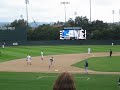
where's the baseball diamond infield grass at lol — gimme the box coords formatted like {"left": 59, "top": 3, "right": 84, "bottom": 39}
{"left": 0, "top": 72, "right": 120, "bottom": 90}
{"left": 72, "top": 56, "right": 120, "bottom": 72}
{"left": 0, "top": 45, "right": 120, "bottom": 62}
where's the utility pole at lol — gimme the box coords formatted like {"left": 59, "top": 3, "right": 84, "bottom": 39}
{"left": 60, "top": 2, "right": 70, "bottom": 23}
{"left": 32, "top": 17, "right": 38, "bottom": 27}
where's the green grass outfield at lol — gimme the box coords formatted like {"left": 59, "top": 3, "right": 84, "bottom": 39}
{"left": 0, "top": 45, "right": 120, "bottom": 90}
{"left": 0, "top": 45, "right": 120, "bottom": 62}
{"left": 0, "top": 72, "right": 120, "bottom": 90}
{"left": 72, "top": 56, "right": 120, "bottom": 72}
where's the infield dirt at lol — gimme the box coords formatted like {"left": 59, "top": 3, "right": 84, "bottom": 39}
{"left": 0, "top": 52, "right": 120, "bottom": 74}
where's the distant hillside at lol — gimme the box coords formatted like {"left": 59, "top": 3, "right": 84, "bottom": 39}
{"left": 0, "top": 22, "right": 11, "bottom": 27}
{"left": 29, "top": 22, "right": 50, "bottom": 27}
{"left": 0, "top": 22, "right": 52, "bottom": 27}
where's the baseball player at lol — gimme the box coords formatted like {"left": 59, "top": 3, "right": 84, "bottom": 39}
{"left": 110, "top": 49, "right": 112, "bottom": 57}
{"left": 0, "top": 51, "right": 1, "bottom": 56}
{"left": 41, "top": 51, "right": 44, "bottom": 60}
{"left": 2, "top": 42, "right": 5, "bottom": 48}
{"left": 84, "top": 60, "right": 88, "bottom": 74}
{"left": 118, "top": 77, "right": 120, "bottom": 86}
{"left": 26, "top": 55, "right": 32, "bottom": 65}
{"left": 49, "top": 57, "right": 54, "bottom": 68}
{"left": 88, "top": 48, "right": 91, "bottom": 54}
{"left": 112, "top": 43, "right": 114, "bottom": 46}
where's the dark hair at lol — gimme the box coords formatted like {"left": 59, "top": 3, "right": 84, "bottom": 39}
{"left": 53, "top": 72, "right": 76, "bottom": 90}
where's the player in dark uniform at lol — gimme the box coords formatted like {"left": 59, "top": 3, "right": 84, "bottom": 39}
{"left": 118, "top": 77, "right": 120, "bottom": 86}
{"left": 85, "top": 60, "right": 88, "bottom": 74}
{"left": 49, "top": 57, "right": 54, "bottom": 68}
{"left": 110, "top": 49, "right": 112, "bottom": 57}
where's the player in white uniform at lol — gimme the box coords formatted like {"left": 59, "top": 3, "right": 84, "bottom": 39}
{"left": 41, "top": 51, "right": 44, "bottom": 60}
{"left": 26, "top": 55, "right": 32, "bottom": 65}
{"left": 88, "top": 48, "right": 91, "bottom": 54}
{"left": 2, "top": 45, "right": 4, "bottom": 48}
{"left": 2, "top": 42, "right": 5, "bottom": 48}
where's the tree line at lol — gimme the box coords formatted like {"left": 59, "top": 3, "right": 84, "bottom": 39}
{"left": 7, "top": 17, "right": 120, "bottom": 40}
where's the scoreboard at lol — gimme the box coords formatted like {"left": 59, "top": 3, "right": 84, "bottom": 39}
{"left": 60, "top": 27, "right": 86, "bottom": 40}
{"left": 0, "top": 26, "right": 27, "bottom": 41}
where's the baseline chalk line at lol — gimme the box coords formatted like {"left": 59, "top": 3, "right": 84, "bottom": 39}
{"left": 37, "top": 76, "right": 90, "bottom": 80}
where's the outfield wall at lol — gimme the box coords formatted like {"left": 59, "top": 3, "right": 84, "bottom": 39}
{"left": 0, "top": 27, "right": 27, "bottom": 42}
{"left": 1, "top": 40, "right": 120, "bottom": 46}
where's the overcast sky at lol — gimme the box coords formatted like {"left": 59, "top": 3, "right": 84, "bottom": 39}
{"left": 0, "top": 0, "right": 120, "bottom": 23}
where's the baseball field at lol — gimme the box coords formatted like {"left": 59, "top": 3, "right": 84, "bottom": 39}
{"left": 0, "top": 45, "right": 120, "bottom": 90}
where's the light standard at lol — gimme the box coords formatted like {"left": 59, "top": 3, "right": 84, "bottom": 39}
{"left": 118, "top": 9, "right": 120, "bottom": 23}
{"left": 112, "top": 10, "right": 115, "bottom": 23}
{"left": 60, "top": 2, "right": 70, "bottom": 23}
{"left": 74, "top": 12, "right": 77, "bottom": 18}
{"left": 25, "top": 0, "right": 29, "bottom": 28}
{"left": 89, "top": 0, "right": 91, "bottom": 22}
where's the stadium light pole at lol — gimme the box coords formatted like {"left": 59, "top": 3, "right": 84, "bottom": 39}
{"left": 20, "top": 15, "right": 23, "bottom": 19}
{"left": 25, "top": 0, "right": 29, "bottom": 29}
{"left": 112, "top": 10, "right": 115, "bottom": 23}
{"left": 89, "top": 0, "right": 91, "bottom": 23}
{"left": 118, "top": 9, "right": 120, "bottom": 23}
{"left": 60, "top": 2, "right": 70, "bottom": 23}
{"left": 74, "top": 12, "right": 77, "bottom": 19}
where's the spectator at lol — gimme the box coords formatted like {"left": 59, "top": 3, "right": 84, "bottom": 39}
{"left": 53, "top": 72, "right": 76, "bottom": 90}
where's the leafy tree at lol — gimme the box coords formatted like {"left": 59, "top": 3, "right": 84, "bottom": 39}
{"left": 10, "top": 19, "right": 28, "bottom": 28}
{"left": 66, "top": 18, "right": 75, "bottom": 27}
{"left": 27, "top": 24, "right": 60, "bottom": 40}
{"left": 75, "top": 16, "right": 89, "bottom": 29}
{"left": 9, "top": 18, "right": 120, "bottom": 40}
{"left": 88, "top": 20, "right": 109, "bottom": 40}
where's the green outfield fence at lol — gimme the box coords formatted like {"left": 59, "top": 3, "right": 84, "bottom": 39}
{"left": 0, "top": 40, "right": 120, "bottom": 46}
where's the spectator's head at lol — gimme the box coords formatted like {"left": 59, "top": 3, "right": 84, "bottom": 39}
{"left": 53, "top": 72, "right": 76, "bottom": 90}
